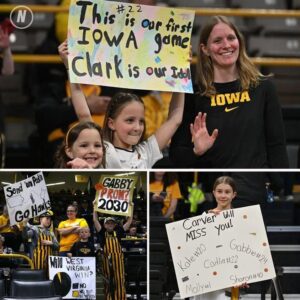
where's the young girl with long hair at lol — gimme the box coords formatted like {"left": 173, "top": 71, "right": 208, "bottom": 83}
{"left": 58, "top": 40, "right": 187, "bottom": 168}
{"left": 191, "top": 176, "right": 248, "bottom": 300}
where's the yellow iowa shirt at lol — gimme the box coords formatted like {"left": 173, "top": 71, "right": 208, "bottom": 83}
{"left": 58, "top": 218, "right": 88, "bottom": 251}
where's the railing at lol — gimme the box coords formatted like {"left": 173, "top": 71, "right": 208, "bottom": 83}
{"left": 0, "top": 253, "right": 34, "bottom": 269}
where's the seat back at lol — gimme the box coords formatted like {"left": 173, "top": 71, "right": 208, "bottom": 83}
{"left": 0, "top": 279, "right": 5, "bottom": 298}
{"left": 0, "top": 133, "right": 5, "bottom": 168}
{"left": 11, "top": 269, "right": 46, "bottom": 281}
{"left": 230, "top": 0, "right": 287, "bottom": 9}
{"left": 10, "top": 280, "right": 55, "bottom": 298}
{"left": 248, "top": 36, "right": 300, "bottom": 58}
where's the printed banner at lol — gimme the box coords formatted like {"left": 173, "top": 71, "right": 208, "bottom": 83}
{"left": 49, "top": 256, "right": 96, "bottom": 299}
{"left": 68, "top": 0, "right": 194, "bottom": 93}
{"left": 166, "top": 205, "right": 276, "bottom": 298}
{"left": 3, "top": 172, "right": 51, "bottom": 225}
{"left": 94, "top": 175, "right": 137, "bottom": 217}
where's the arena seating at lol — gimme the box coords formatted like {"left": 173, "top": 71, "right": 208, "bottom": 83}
{"left": 125, "top": 254, "right": 147, "bottom": 299}
{"left": 10, "top": 280, "right": 56, "bottom": 298}
{"left": 292, "top": 0, "right": 300, "bottom": 8}
{"left": 0, "top": 279, "right": 5, "bottom": 298}
{"left": 10, "top": 269, "right": 46, "bottom": 281}
{"left": 230, "top": 0, "right": 288, "bottom": 9}
{"left": 150, "top": 269, "right": 164, "bottom": 299}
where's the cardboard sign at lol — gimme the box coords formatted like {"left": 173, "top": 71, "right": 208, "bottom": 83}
{"left": 3, "top": 172, "right": 51, "bottom": 225}
{"left": 166, "top": 205, "right": 276, "bottom": 298}
{"left": 49, "top": 256, "right": 96, "bottom": 299}
{"left": 68, "top": 0, "right": 194, "bottom": 93}
{"left": 94, "top": 175, "right": 137, "bottom": 217}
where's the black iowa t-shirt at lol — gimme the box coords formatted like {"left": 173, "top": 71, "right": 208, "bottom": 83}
{"left": 170, "top": 79, "right": 288, "bottom": 168}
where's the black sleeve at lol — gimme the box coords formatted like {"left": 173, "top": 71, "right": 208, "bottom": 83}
{"left": 70, "top": 243, "right": 77, "bottom": 257}
{"left": 90, "top": 242, "right": 96, "bottom": 256}
{"left": 264, "top": 79, "right": 289, "bottom": 168}
{"left": 169, "top": 92, "right": 203, "bottom": 168}
{"left": 116, "top": 226, "right": 126, "bottom": 240}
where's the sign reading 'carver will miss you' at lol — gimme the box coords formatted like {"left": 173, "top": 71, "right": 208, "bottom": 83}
{"left": 68, "top": 0, "right": 194, "bottom": 93}
{"left": 166, "top": 205, "right": 276, "bottom": 298}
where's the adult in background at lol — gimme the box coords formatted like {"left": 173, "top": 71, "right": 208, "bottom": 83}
{"left": 57, "top": 204, "right": 88, "bottom": 256}
{"left": 0, "top": 26, "right": 14, "bottom": 76}
{"left": 0, "top": 24, "right": 14, "bottom": 136}
{"left": 149, "top": 172, "right": 182, "bottom": 219}
{"left": 0, "top": 205, "right": 22, "bottom": 252}
{"left": 170, "top": 15, "right": 288, "bottom": 168}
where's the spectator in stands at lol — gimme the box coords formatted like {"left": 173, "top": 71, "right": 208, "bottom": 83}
{"left": 190, "top": 176, "right": 248, "bottom": 300}
{"left": 0, "top": 25, "right": 14, "bottom": 134}
{"left": 57, "top": 204, "right": 88, "bottom": 256}
{"left": 149, "top": 172, "right": 182, "bottom": 219}
{"left": 0, "top": 26, "right": 14, "bottom": 76}
{"left": 67, "top": 226, "right": 95, "bottom": 257}
{"left": 0, "top": 205, "right": 22, "bottom": 252}
{"left": 124, "top": 225, "right": 146, "bottom": 251}
{"left": 58, "top": 40, "right": 186, "bottom": 169}
{"left": 31, "top": 6, "right": 112, "bottom": 168}
{"left": 0, "top": 233, "right": 16, "bottom": 269}
{"left": 93, "top": 211, "right": 133, "bottom": 300}
{"left": 23, "top": 210, "right": 59, "bottom": 271}
{"left": 170, "top": 15, "right": 289, "bottom": 168}
{"left": 0, "top": 234, "right": 12, "bottom": 254}
{"left": 79, "top": 199, "right": 93, "bottom": 230}
{"left": 54, "top": 121, "right": 106, "bottom": 168}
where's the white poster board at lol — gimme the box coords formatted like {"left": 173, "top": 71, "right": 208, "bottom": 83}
{"left": 166, "top": 205, "right": 276, "bottom": 298}
{"left": 3, "top": 172, "right": 50, "bottom": 225}
{"left": 49, "top": 256, "right": 96, "bottom": 299}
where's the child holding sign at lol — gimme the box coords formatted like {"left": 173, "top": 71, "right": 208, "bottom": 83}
{"left": 58, "top": 40, "right": 187, "bottom": 168}
{"left": 190, "top": 176, "right": 248, "bottom": 300}
{"left": 93, "top": 210, "right": 133, "bottom": 300}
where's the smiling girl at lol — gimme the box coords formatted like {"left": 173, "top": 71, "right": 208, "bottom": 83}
{"left": 58, "top": 40, "right": 186, "bottom": 169}
{"left": 190, "top": 176, "right": 248, "bottom": 300}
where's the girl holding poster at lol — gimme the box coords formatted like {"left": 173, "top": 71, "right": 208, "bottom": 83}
{"left": 93, "top": 211, "right": 133, "bottom": 300}
{"left": 190, "top": 176, "right": 248, "bottom": 300}
{"left": 58, "top": 40, "right": 187, "bottom": 168}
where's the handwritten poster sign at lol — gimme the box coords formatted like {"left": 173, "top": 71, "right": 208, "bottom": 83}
{"left": 94, "top": 175, "right": 137, "bottom": 217}
{"left": 166, "top": 205, "right": 276, "bottom": 298}
{"left": 3, "top": 172, "right": 50, "bottom": 225}
{"left": 49, "top": 256, "right": 96, "bottom": 299}
{"left": 68, "top": 0, "right": 194, "bottom": 93}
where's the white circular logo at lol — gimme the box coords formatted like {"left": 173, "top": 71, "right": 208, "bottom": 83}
{"left": 10, "top": 5, "right": 34, "bottom": 30}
